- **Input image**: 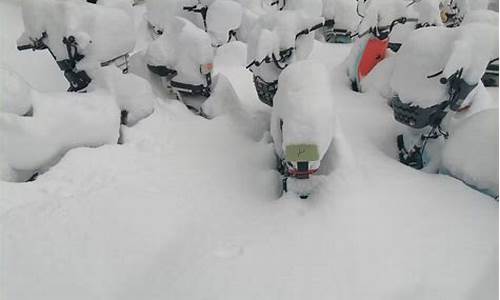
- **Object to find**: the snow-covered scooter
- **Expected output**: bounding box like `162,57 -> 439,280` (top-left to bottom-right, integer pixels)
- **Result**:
145,0 -> 243,47
462,9 -> 500,87
346,0 -> 421,92
246,10 -> 324,106
391,22 -> 498,172
145,17 -> 214,116
346,0 -> 446,92
16,0 -> 135,92
262,0 -> 358,44
271,60 -> 335,199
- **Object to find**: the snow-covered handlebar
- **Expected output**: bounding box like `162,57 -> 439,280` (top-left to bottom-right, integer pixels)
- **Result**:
246,22 -> 324,70
355,17 -> 418,39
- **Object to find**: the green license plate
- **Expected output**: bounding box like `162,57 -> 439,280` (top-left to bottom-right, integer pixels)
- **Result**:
285,144 -> 320,162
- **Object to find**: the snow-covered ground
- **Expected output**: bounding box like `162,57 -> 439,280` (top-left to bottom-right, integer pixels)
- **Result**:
0,1 -> 498,299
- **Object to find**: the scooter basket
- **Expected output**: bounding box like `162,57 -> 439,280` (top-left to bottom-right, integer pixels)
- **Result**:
253,75 -> 278,107
392,96 -> 448,129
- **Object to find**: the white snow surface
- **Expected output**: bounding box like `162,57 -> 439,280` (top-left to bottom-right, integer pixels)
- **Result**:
0,89 -> 120,173
0,65 -> 33,115
284,0 -> 323,17
0,1 -> 498,300
462,8 -> 499,25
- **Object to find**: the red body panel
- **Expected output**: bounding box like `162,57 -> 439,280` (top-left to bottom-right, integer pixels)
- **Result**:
357,38 -> 389,81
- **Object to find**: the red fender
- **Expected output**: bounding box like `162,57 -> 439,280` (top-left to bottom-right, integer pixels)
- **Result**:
357,38 -> 389,82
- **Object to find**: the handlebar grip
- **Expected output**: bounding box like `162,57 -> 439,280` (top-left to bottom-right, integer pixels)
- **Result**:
17,44 -> 34,51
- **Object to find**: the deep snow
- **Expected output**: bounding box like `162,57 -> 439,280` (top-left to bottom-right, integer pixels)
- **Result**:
0,1 -> 498,300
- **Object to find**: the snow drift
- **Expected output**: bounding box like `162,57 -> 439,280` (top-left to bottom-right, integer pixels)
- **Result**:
0,65 -> 33,116
441,109 -> 499,198
0,89 -> 120,177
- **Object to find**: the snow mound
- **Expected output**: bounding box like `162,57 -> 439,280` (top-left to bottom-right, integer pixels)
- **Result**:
202,74 -> 242,118
284,0 -> 323,17
0,65 -> 33,116
0,89 -> 120,174
462,9 -> 499,25
236,6 -> 261,43
92,67 -> 155,125
411,0 -> 443,26
322,0 -> 361,32
271,60 -> 335,161
441,109 -> 499,198
145,0 -> 183,31
357,0 -> 408,34
206,0 -> 243,46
